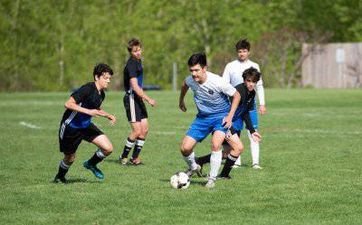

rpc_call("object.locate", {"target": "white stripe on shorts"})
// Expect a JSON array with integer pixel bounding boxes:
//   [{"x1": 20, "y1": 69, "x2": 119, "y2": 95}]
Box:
[{"x1": 129, "y1": 91, "x2": 136, "y2": 122}]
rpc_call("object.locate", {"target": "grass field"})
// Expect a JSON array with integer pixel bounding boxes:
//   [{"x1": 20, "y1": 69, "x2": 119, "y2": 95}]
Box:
[{"x1": 0, "y1": 89, "x2": 361, "y2": 225}]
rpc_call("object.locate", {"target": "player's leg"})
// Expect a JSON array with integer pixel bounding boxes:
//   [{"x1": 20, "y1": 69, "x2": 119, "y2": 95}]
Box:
[
  {"x1": 181, "y1": 135, "x2": 202, "y2": 176},
  {"x1": 205, "y1": 130, "x2": 225, "y2": 188},
  {"x1": 54, "y1": 153, "x2": 76, "y2": 183},
  {"x1": 120, "y1": 122, "x2": 141, "y2": 164},
  {"x1": 130, "y1": 118, "x2": 148, "y2": 165},
  {"x1": 248, "y1": 104, "x2": 261, "y2": 169},
  {"x1": 219, "y1": 132, "x2": 244, "y2": 178}
]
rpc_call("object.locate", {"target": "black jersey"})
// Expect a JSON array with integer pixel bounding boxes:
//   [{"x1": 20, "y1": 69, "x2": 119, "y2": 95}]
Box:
[
  {"x1": 123, "y1": 57, "x2": 143, "y2": 93},
  {"x1": 61, "y1": 82, "x2": 105, "y2": 129},
  {"x1": 234, "y1": 83, "x2": 256, "y2": 132}
]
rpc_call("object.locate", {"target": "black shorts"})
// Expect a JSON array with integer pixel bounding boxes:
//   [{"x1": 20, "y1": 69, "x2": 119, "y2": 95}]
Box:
[
  {"x1": 58, "y1": 123, "x2": 103, "y2": 154},
  {"x1": 123, "y1": 92, "x2": 148, "y2": 122},
  {"x1": 222, "y1": 127, "x2": 241, "y2": 146}
]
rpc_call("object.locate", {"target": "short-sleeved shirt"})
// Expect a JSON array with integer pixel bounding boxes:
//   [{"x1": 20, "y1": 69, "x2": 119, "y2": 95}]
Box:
[
  {"x1": 60, "y1": 82, "x2": 105, "y2": 129},
  {"x1": 233, "y1": 83, "x2": 256, "y2": 132},
  {"x1": 185, "y1": 71, "x2": 236, "y2": 117},
  {"x1": 123, "y1": 57, "x2": 143, "y2": 92}
]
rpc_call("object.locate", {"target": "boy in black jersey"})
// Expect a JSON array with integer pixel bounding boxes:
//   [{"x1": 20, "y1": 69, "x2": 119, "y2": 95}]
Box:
[
  {"x1": 54, "y1": 63, "x2": 116, "y2": 183},
  {"x1": 196, "y1": 68, "x2": 262, "y2": 179},
  {"x1": 119, "y1": 39, "x2": 156, "y2": 165}
]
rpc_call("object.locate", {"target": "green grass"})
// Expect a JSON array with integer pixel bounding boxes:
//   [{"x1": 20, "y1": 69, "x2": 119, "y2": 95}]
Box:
[{"x1": 0, "y1": 89, "x2": 361, "y2": 225}]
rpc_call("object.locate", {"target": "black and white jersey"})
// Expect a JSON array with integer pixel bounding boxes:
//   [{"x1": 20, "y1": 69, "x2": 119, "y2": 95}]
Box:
[
  {"x1": 234, "y1": 83, "x2": 256, "y2": 132},
  {"x1": 123, "y1": 57, "x2": 143, "y2": 93},
  {"x1": 60, "y1": 82, "x2": 105, "y2": 129}
]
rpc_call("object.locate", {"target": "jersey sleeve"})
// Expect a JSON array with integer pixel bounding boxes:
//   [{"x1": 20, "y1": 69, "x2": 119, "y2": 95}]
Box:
[
  {"x1": 127, "y1": 60, "x2": 139, "y2": 78},
  {"x1": 219, "y1": 78, "x2": 236, "y2": 97},
  {"x1": 222, "y1": 64, "x2": 231, "y2": 83},
  {"x1": 71, "y1": 83, "x2": 92, "y2": 104},
  {"x1": 185, "y1": 76, "x2": 193, "y2": 88}
]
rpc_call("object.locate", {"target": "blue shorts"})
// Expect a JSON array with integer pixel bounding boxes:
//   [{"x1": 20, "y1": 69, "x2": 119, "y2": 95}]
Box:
[
  {"x1": 186, "y1": 114, "x2": 228, "y2": 142},
  {"x1": 233, "y1": 101, "x2": 258, "y2": 132}
]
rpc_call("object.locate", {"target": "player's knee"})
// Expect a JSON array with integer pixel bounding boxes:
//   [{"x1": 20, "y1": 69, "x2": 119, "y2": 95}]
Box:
[
  {"x1": 64, "y1": 154, "x2": 76, "y2": 164},
  {"x1": 180, "y1": 144, "x2": 192, "y2": 156},
  {"x1": 102, "y1": 144, "x2": 113, "y2": 156},
  {"x1": 211, "y1": 143, "x2": 222, "y2": 152},
  {"x1": 141, "y1": 127, "x2": 149, "y2": 137}
]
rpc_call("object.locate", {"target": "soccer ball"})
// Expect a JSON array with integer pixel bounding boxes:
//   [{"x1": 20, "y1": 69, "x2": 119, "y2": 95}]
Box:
[{"x1": 170, "y1": 172, "x2": 190, "y2": 189}]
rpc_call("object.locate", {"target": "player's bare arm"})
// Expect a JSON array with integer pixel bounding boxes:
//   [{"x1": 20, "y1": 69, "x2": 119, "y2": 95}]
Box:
[
  {"x1": 130, "y1": 78, "x2": 156, "y2": 107},
  {"x1": 179, "y1": 80, "x2": 189, "y2": 112}
]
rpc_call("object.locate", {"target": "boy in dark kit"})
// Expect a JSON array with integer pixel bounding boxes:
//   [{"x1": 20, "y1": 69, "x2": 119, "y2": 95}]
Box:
[
  {"x1": 119, "y1": 38, "x2": 156, "y2": 165},
  {"x1": 54, "y1": 63, "x2": 116, "y2": 183}
]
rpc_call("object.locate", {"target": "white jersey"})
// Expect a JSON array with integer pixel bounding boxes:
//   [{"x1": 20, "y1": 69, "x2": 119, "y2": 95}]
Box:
[
  {"x1": 185, "y1": 71, "x2": 236, "y2": 117},
  {"x1": 223, "y1": 59, "x2": 265, "y2": 105}
]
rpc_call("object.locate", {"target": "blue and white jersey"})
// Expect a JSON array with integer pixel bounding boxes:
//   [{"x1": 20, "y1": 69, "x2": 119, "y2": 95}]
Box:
[
  {"x1": 185, "y1": 71, "x2": 236, "y2": 117},
  {"x1": 223, "y1": 59, "x2": 265, "y2": 105}
]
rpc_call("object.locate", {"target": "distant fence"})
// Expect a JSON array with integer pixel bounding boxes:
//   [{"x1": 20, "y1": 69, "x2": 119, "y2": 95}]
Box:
[{"x1": 302, "y1": 43, "x2": 362, "y2": 88}]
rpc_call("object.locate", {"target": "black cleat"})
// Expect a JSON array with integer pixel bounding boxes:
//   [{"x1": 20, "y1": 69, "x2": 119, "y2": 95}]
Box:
[{"x1": 53, "y1": 175, "x2": 67, "y2": 184}]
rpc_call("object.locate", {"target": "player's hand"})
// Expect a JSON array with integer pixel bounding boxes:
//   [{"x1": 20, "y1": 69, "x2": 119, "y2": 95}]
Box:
[
  {"x1": 147, "y1": 98, "x2": 157, "y2": 107},
  {"x1": 107, "y1": 114, "x2": 117, "y2": 126},
  {"x1": 251, "y1": 132, "x2": 262, "y2": 142},
  {"x1": 259, "y1": 105, "x2": 266, "y2": 115},
  {"x1": 179, "y1": 101, "x2": 187, "y2": 112},
  {"x1": 222, "y1": 116, "x2": 233, "y2": 128}
]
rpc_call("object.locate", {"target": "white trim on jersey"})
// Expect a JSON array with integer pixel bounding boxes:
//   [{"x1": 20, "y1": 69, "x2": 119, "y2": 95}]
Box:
[{"x1": 59, "y1": 103, "x2": 82, "y2": 139}]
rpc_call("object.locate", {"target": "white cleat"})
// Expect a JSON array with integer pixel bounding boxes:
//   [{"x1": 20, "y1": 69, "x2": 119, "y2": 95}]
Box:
[
  {"x1": 205, "y1": 178, "x2": 215, "y2": 189},
  {"x1": 185, "y1": 164, "x2": 203, "y2": 177},
  {"x1": 252, "y1": 164, "x2": 263, "y2": 170}
]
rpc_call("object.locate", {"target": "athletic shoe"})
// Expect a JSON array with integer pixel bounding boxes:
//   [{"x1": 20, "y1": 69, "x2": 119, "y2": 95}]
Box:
[
  {"x1": 232, "y1": 164, "x2": 241, "y2": 169},
  {"x1": 217, "y1": 175, "x2": 232, "y2": 180},
  {"x1": 83, "y1": 160, "x2": 104, "y2": 179},
  {"x1": 119, "y1": 157, "x2": 128, "y2": 165},
  {"x1": 130, "y1": 157, "x2": 142, "y2": 165},
  {"x1": 252, "y1": 164, "x2": 262, "y2": 170},
  {"x1": 53, "y1": 175, "x2": 67, "y2": 184},
  {"x1": 205, "y1": 178, "x2": 215, "y2": 189},
  {"x1": 185, "y1": 164, "x2": 203, "y2": 177}
]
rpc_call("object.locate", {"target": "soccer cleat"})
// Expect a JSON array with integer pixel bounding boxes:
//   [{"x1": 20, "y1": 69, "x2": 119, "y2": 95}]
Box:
[
  {"x1": 119, "y1": 157, "x2": 128, "y2": 165},
  {"x1": 252, "y1": 164, "x2": 263, "y2": 170},
  {"x1": 185, "y1": 164, "x2": 203, "y2": 177},
  {"x1": 130, "y1": 157, "x2": 142, "y2": 165},
  {"x1": 53, "y1": 175, "x2": 67, "y2": 184},
  {"x1": 83, "y1": 160, "x2": 104, "y2": 179},
  {"x1": 217, "y1": 175, "x2": 232, "y2": 180},
  {"x1": 205, "y1": 178, "x2": 215, "y2": 189}
]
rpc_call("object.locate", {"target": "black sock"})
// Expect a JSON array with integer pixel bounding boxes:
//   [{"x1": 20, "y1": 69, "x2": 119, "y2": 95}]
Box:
[
  {"x1": 132, "y1": 138, "x2": 145, "y2": 159},
  {"x1": 121, "y1": 138, "x2": 135, "y2": 159},
  {"x1": 56, "y1": 160, "x2": 70, "y2": 178},
  {"x1": 219, "y1": 154, "x2": 238, "y2": 177},
  {"x1": 88, "y1": 149, "x2": 106, "y2": 166},
  {"x1": 196, "y1": 154, "x2": 211, "y2": 166}
]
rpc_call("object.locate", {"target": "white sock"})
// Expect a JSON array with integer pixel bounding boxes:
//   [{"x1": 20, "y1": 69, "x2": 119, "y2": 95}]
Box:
[
  {"x1": 235, "y1": 156, "x2": 241, "y2": 165},
  {"x1": 183, "y1": 152, "x2": 198, "y2": 170},
  {"x1": 209, "y1": 150, "x2": 222, "y2": 180},
  {"x1": 247, "y1": 130, "x2": 260, "y2": 165}
]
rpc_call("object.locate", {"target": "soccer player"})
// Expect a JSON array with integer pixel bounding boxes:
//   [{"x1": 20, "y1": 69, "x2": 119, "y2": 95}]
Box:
[
  {"x1": 119, "y1": 38, "x2": 156, "y2": 165},
  {"x1": 54, "y1": 63, "x2": 116, "y2": 183},
  {"x1": 179, "y1": 53, "x2": 243, "y2": 188},
  {"x1": 222, "y1": 39, "x2": 266, "y2": 169},
  {"x1": 196, "y1": 68, "x2": 262, "y2": 178}
]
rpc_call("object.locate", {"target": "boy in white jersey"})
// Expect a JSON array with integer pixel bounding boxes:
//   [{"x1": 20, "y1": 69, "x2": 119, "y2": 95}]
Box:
[
  {"x1": 179, "y1": 53, "x2": 243, "y2": 188},
  {"x1": 223, "y1": 39, "x2": 266, "y2": 169}
]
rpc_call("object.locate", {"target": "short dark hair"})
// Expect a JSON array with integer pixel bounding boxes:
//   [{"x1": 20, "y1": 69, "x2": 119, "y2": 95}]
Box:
[
  {"x1": 127, "y1": 38, "x2": 142, "y2": 52},
  {"x1": 93, "y1": 63, "x2": 113, "y2": 80},
  {"x1": 188, "y1": 53, "x2": 207, "y2": 68},
  {"x1": 242, "y1": 67, "x2": 260, "y2": 83},
  {"x1": 235, "y1": 39, "x2": 250, "y2": 51}
]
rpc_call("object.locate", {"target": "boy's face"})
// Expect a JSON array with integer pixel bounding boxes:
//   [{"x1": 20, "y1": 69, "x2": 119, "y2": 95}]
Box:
[
  {"x1": 131, "y1": 45, "x2": 142, "y2": 60},
  {"x1": 189, "y1": 64, "x2": 207, "y2": 83},
  {"x1": 96, "y1": 72, "x2": 112, "y2": 89},
  {"x1": 237, "y1": 48, "x2": 250, "y2": 61},
  {"x1": 245, "y1": 78, "x2": 256, "y2": 91}
]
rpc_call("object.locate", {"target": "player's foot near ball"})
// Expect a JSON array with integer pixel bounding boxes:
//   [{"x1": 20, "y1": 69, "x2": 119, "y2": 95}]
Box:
[
  {"x1": 119, "y1": 157, "x2": 128, "y2": 165},
  {"x1": 205, "y1": 178, "x2": 215, "y2": 189},
  {"x1": 53, "y1": 175, "x2": 67, "y2": 184},
  {"x1": 130, "y1": 157, "x2": 142, "y2": 166},
  {"x1": 83, "y1": 160, "x2": 104, "y2": 179},
  {"x1": 185, "y1": 164, "x2": 203, "y2": 177},
  {"x1": 252, "y1": 164, "x2": 262, "y2": 170}
]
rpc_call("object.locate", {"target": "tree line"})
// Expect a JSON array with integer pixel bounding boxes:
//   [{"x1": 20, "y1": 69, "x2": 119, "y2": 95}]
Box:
[{"x1": 1, "y1": 0, "x2": 361, "y2": 91}]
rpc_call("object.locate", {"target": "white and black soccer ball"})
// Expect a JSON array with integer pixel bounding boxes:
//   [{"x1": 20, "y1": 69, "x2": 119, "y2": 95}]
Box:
[{"x1": 170, "y1": 172, "x2": 190, "y2": 189}]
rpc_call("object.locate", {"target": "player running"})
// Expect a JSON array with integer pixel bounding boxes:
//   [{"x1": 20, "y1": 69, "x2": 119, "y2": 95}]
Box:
[{"x1": 54, "y1": 63, "x2": 116, "y2": 183}]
